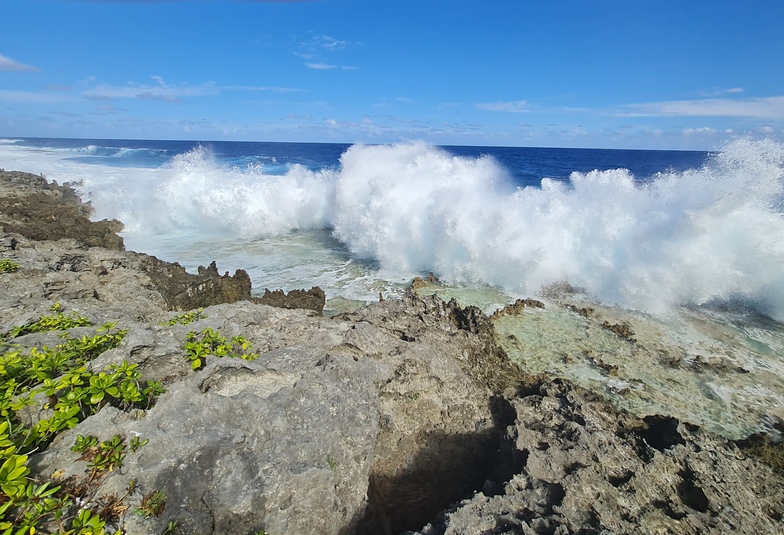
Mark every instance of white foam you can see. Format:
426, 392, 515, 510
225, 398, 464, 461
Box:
2, 138, 782, 319
330, 140, 784, 318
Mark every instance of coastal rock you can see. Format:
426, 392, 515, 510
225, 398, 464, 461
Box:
489, 298, 546, 320
0, 170, 124, 250
137, 256, 252, 310
414, 379, 784, 535
255, 286, 326, 314
30, 295, 526, 535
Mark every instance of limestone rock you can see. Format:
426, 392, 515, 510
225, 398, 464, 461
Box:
0, 170, 124, 250
255, 286, 326, 314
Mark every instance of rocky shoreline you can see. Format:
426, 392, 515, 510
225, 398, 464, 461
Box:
1, 170, 782, 534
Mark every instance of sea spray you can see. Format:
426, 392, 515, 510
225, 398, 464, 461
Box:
1, 137, 782, 320
330, 139, 784, 319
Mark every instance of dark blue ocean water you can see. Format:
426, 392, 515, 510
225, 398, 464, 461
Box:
8, 137, 709, 188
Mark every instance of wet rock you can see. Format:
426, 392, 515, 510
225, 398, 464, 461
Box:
601, 320, 637, 342
565, 303, 594, 317
0, 170, 124, 250
410, 272, 440, 289
489, 298, 545, 320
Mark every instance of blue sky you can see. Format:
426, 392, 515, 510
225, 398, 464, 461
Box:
1, 0, 782, 149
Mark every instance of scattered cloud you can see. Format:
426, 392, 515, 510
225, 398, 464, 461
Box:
622, 96, 784, 120
83, 77, 218, 102
699, 87, 745, 96
298, 34, 358, 71
287, 113, 313, 120
304, 62, 358, 71
0, 54, 41, 73
318, 36, 348, 52
44, 85, 73, 92
50, 111, 81, 118
476, 100, 530, 113
305, 63, 337, 70
81, 77, 306, 102
683, 127, 718, 135
374, 97, 416, 107
759, 125, 776, 134
301, 34, 350, 53
224, 85, 306, 93
92, 105, 125, 115
0, 90, 76, 104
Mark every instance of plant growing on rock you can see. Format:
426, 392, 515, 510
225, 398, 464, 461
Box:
164, 308, 208, 326
0, 259, 19, 273
0, 309, 166, 533
184, 327, 258, 370
135, 489, 166, 519
7, 303, 91, 339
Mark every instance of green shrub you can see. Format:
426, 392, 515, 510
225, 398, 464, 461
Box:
165, 308, 208, 326
185, 327, 258, 370
0, 309, 165, 534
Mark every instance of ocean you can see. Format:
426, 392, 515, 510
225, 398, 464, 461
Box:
1, 136, 783, 438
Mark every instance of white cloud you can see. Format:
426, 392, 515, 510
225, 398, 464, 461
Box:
319, 36, 348, 51
83, 77, 218, 102
683, 127, 717, 135
224, 85, 306, 93
623, 96, 784, 119
305, 63, 337, 70
0, 90, 76, 104
82, 77, 306, 102
0, 54, 40, 73
759, 125, 776, 134
476, 100, 529, 113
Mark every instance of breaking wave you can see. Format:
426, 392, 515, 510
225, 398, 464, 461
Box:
12, 137, 784, 319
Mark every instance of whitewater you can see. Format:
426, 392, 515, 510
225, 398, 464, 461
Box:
2, 136, 783, 438
2, 137, 782, 319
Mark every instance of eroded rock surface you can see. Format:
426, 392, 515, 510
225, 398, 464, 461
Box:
414, 379, 784, 535
256, 286, 326, 315
0, 170, 124, 250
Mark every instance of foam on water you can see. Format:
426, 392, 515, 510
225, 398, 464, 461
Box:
1, 138, 782, 320
331, 140, 784, 319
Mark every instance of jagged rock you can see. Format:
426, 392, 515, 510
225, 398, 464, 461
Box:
602, 320, 637, 342
0, 170, 124, 250
565, 303, 594, 317
410, 272, 440, 289
30, 295, 527, 535
255, 286, 326, 314
137, 256, 252, 310
489, 298, 545, 320
414, 379, 784, 535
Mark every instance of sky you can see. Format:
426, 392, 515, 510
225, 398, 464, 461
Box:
1, 0, 783, 150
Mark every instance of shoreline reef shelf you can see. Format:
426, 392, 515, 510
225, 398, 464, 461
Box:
1, 169, 782, 534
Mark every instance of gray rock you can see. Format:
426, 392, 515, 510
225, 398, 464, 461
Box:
3, 169, 783, 535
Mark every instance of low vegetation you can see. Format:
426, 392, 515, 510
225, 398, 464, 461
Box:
0, 260, 19, 274
0, 303, 261, 533
185, 327, 258, 370
0, 304, 164, 534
